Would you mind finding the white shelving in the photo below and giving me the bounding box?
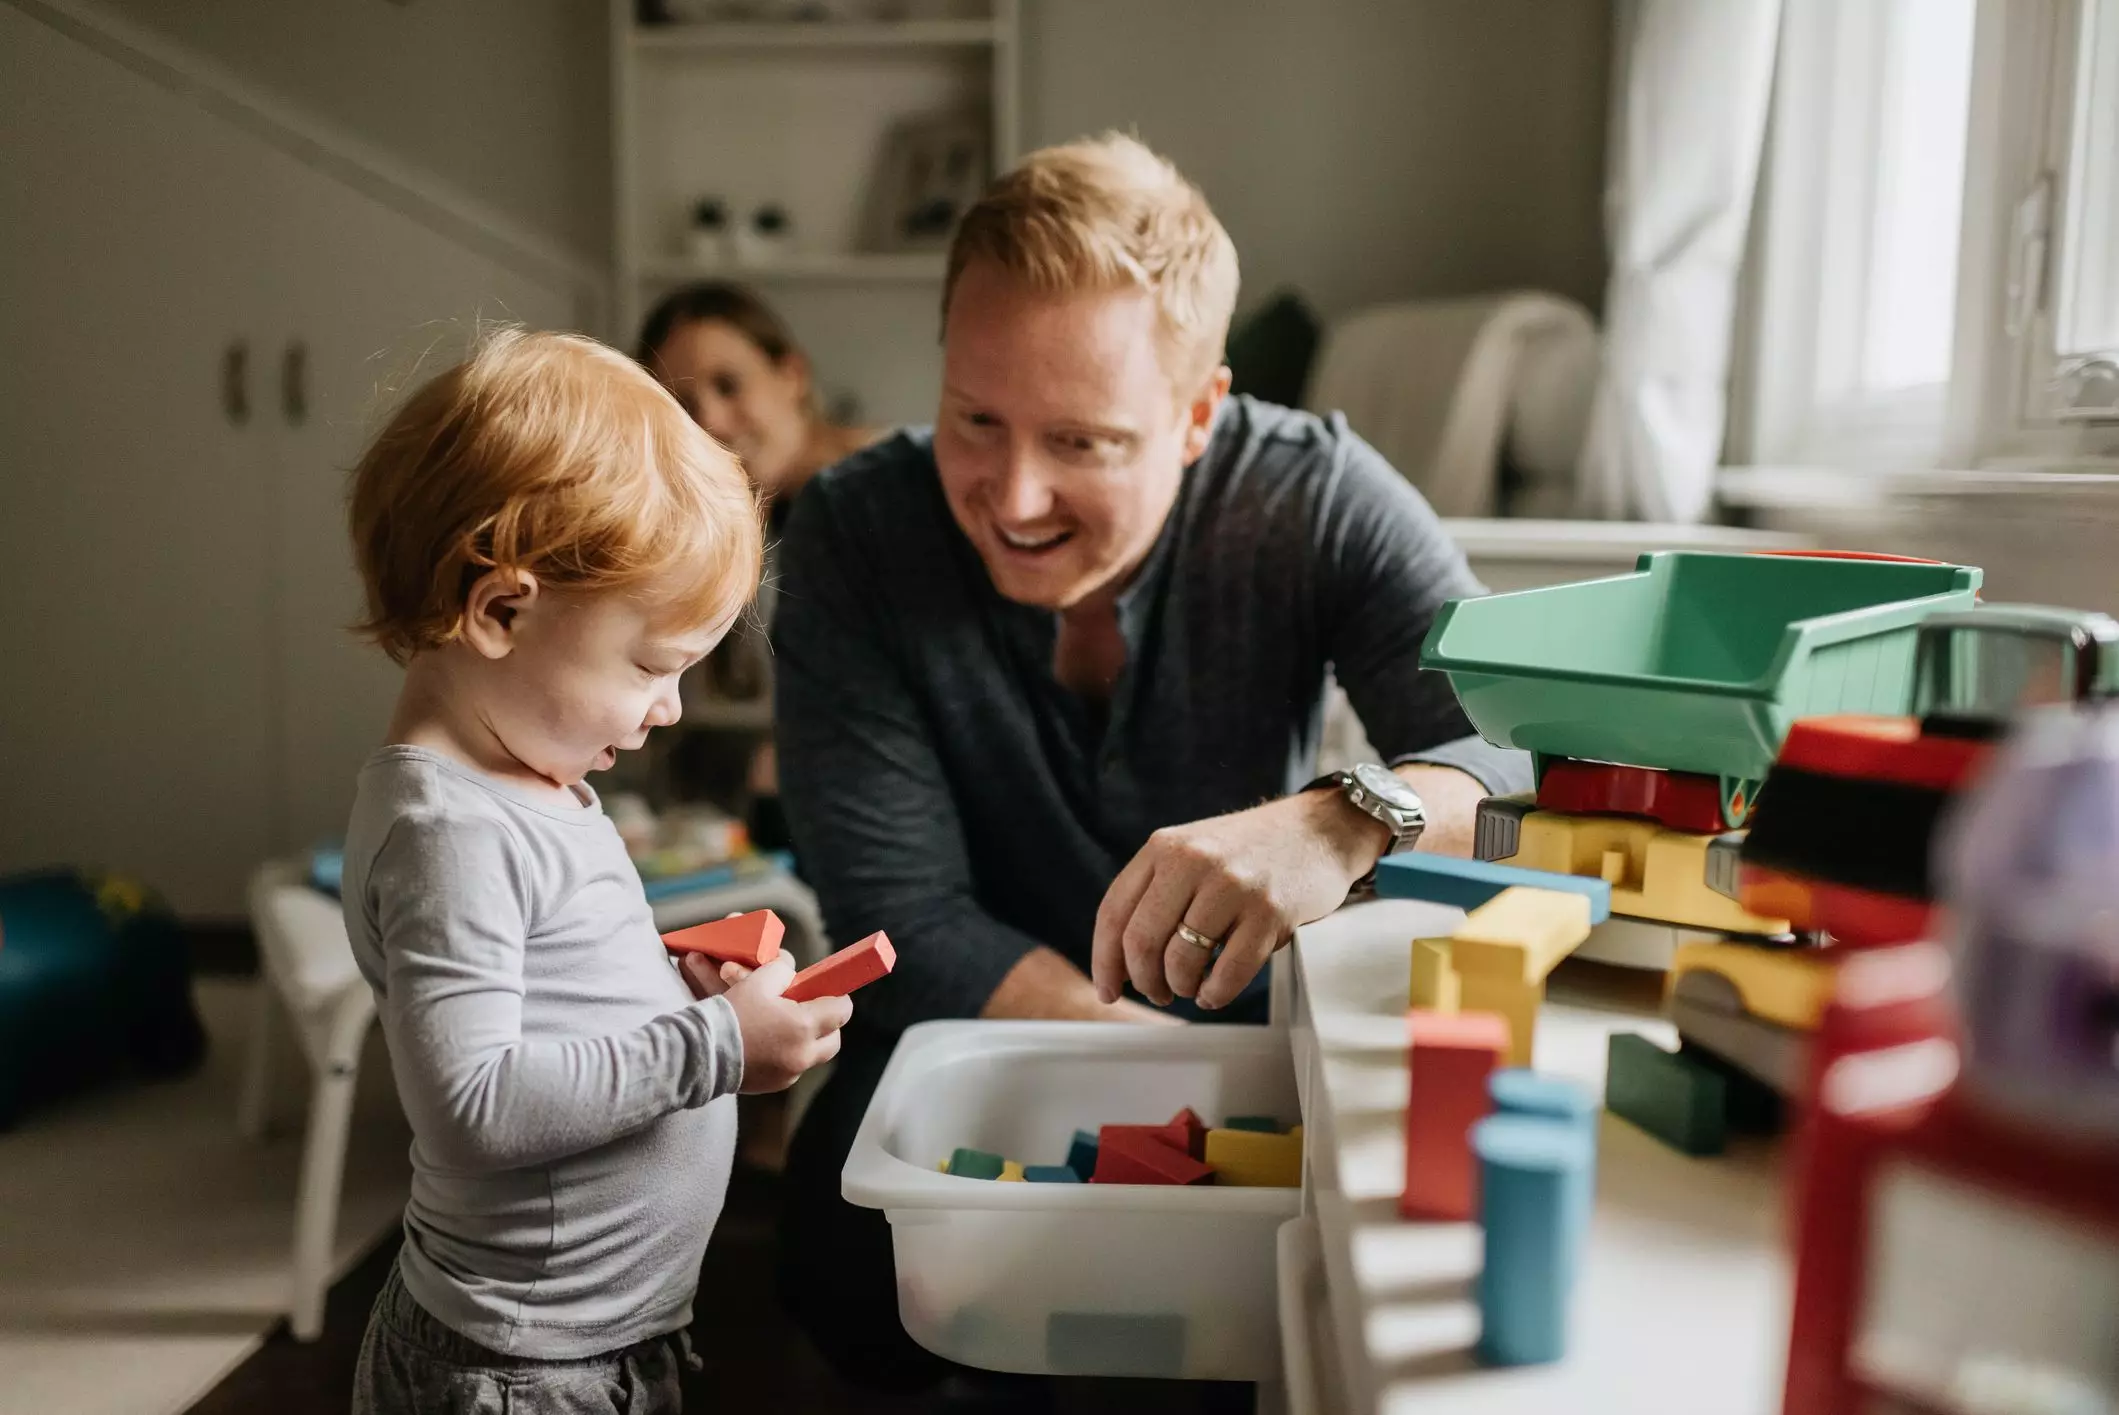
[610,0,1019,423]
[633,19,1001,51]
[637,251,948,283]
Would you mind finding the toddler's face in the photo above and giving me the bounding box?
[488,589,730,788]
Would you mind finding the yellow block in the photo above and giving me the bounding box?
[1499,811,1791,936]
[938,1159,950,1173]
[999,1160,1026,1182]
[1410,937,1461,1012]
[1669,940,1836,1031]
[1204,1127,1302,1187]
[1459,975,1540,1068]
[1450,887,1593,983]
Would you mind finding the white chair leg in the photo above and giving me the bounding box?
[290,1065,356,1341]
[288,990,374,1342]
[237,973,282,1140]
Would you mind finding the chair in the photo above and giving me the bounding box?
[239,858,378,1341]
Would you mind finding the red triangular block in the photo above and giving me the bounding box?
[1158,1107,1208,1159]
[661,910,784,968]
[783,931,896,1003]
[1091,1125,1215,1185]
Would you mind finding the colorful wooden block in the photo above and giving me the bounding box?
[1473,1114,1593,1366]
[660,908,784,968]
[1158,1107,1209,1159]
[1065,1129,1099,1179]
[1605,1032,1727,1156]
[1203,1127,1302,1187]
[1091,1126,1215,1185]
[1458,971,1542,1068]
[1537,759,1729,834]
[1023,1164,1082,1183]
[1450,887,1594,983]
[947,1147,1006,1180]
[1222,1115,1285,1133]
[999,1160,1026,1181]
[1374,852,1612,922]
[1498,811,1790,936]
[1490,1069,1599,1230]
[1401,1009,1512,1220]
[782,931,896,1003]
[1411,937,1461,1012]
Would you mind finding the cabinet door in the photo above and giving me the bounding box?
[0,6,276,916]
[261,157,576,854]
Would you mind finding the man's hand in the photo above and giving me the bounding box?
[1091,764,1487,1010]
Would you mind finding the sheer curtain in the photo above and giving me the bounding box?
[1578,0,1782,522]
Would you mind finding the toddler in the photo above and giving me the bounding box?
[338,328,850,1414]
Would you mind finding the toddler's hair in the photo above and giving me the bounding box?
[348,328,762,664]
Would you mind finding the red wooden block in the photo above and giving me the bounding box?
[1091,1125,1216,1185]
[782,931,896,1003]
[661,909,784,969]
[1401,1009,1511,1220]
[1158,1107,1209,1159]
[1537,759,1728,833]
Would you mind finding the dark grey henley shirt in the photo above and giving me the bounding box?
[773,396,1531,1038]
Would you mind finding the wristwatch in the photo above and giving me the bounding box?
[1304,762,1427,893]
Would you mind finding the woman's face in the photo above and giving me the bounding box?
[651,318,811,493]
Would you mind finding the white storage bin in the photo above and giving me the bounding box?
[842,1020,1303,1382]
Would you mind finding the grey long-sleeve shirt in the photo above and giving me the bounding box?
[341,746,744,1358]
[774,397,1530,1039]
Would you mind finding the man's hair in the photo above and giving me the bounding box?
[943,132,1241,390]
[348,328,762,665]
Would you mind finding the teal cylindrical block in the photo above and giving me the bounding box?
[1489,1068,1598,1230]
[1473,1114,1591,1367]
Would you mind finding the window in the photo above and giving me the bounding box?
[1732,0,2119,474]
[1732,0,1981,470]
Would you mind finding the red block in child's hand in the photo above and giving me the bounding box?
[1158,1107,1208,1160]
[1091,1125,1216,1185]
[661,910,784,969]
[782,932,896,1003]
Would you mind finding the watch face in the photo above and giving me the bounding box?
[1352,761,1423,814]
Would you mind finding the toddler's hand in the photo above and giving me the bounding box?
[721,955,852,1094]
[678,952,748,1000]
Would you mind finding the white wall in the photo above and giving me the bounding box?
[1024,0,1611,321]
[92,0,611,265]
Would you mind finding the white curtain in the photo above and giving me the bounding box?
[1578,0,1782,523]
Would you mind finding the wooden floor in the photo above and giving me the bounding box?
[181,1133,1256,1415]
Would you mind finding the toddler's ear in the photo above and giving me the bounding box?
[460,568,541,659]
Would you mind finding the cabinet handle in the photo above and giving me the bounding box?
[281,339,309,426]
[221,339,250,426]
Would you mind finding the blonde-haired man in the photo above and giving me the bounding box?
[773,134,1528,1390]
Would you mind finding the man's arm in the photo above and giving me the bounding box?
[1089,421,1529,1011]
[774,488,1164,1033]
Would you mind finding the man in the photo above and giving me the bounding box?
[771,133,1530,1391]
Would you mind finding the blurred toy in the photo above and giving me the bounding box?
[660,907,784,967]
[1781,699,2119,1414]
[1473,1111,1593,1366]
[783,930,894,1002]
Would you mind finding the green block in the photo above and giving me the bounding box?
[947,1147,1006,1180]
[1605,1033,1726,1157]
[1223,1115,1284,1133]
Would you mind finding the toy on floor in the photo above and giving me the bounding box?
[938,1109,1302,1187]
[1782,697,2119,1413]
[0,868,206,1129]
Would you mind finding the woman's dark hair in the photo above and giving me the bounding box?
[634,282,802,369]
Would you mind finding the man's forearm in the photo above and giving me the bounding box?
[982,944,1182,1024]
[1393,762,1488,858]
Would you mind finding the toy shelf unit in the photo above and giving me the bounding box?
[612,0,1019,424]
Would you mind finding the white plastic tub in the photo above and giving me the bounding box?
[841,1020,1303,1381]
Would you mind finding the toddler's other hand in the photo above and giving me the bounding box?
[723,954,852,1094]
[678,953,751,1000]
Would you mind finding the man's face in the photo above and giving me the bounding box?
[933,261,1224,611]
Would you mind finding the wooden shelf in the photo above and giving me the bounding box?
[637,251,947,283]
[634,19,1000,52]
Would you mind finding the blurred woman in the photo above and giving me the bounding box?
[636,283,885,848]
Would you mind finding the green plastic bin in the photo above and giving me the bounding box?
[1420,551,1982,824]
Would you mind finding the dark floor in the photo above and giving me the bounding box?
[182,1107,1254,1415]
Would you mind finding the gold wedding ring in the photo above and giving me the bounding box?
[1174,922,1221,952]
